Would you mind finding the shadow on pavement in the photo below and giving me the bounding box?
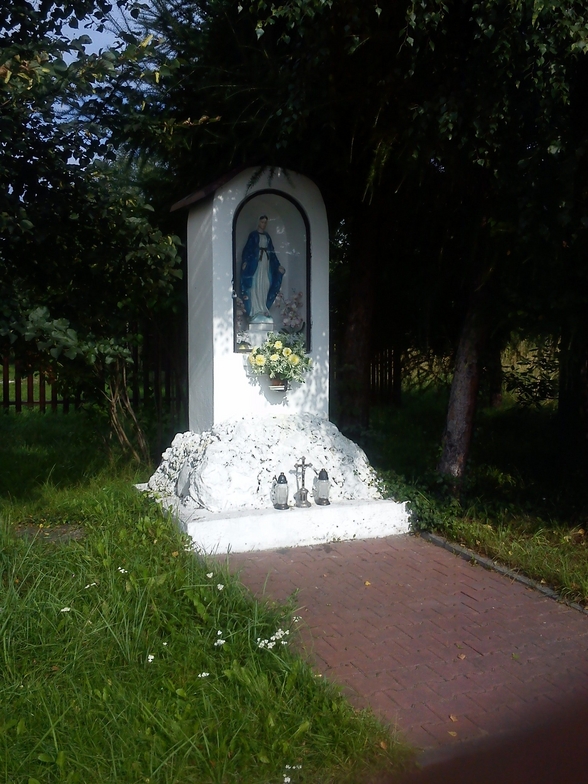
[389,698,588,784]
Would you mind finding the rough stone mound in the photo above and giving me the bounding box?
[147,414,382,513]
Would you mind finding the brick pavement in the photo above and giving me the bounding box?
[221,534,588,758]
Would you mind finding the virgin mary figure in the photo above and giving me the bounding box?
[240,215,285,324]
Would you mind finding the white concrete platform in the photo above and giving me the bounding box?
[158,496,411,554]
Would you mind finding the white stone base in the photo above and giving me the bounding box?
[143,413,411,554]
[157,496,410,554]
[146,414,385,514]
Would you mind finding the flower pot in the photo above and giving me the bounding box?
[269,376,289,392]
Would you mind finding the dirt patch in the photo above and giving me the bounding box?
[13,524,86,543]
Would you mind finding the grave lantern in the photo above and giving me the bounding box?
[272,472,289,510]
[314,468,331,506]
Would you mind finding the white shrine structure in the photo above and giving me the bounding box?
[145,167,410,552]
[182,166,329,431]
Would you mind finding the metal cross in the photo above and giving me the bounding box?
[294,456,313,490]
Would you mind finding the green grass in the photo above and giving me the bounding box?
[363,390,588,607]
[2,367,44,406]
[0,411,414,784]
[0,408,116,502]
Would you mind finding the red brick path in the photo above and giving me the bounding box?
[222,535,588,756]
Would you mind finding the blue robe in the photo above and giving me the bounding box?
[240,230,284,318]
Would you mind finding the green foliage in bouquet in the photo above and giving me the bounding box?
[248,332,312,383]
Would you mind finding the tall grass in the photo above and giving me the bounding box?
[0,411,414,783]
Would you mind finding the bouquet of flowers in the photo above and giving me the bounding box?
[248,332,312,383]
[274,290,305,333]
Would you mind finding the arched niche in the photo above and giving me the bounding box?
[233,191,310,351]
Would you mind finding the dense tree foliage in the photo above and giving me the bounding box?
[0,0,182,457]
[108,0,588,474]
[4,0,588,476]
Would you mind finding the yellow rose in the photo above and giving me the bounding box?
[270,353,280,361]
[274,340,283,349]
[282,347,292,357]
[288,354,300,365]
[255,354,266,366]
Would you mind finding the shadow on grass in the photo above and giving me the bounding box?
[468,404,588,521]
[362,390,449,479]
[362,391,588,525]
[0,410,117,501]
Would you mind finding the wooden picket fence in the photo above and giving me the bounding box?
[370,346,403,405]
[2,322,187,421]
[3,330,404,417]
[2,356,75,412]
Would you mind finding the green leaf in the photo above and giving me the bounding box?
[0,719,17,735]
[292,719,310,738]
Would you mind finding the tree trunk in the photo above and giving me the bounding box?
[392,341,402,407]
[558,323,588,445]
[337,206,380,433]
[438,300,488,481]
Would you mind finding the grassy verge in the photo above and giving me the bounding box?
[363,392,588,607]
[0,411,414,784]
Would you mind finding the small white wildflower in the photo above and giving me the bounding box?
[198,672,210,678]
[60,607,71,613]
[281,641,288,645]
[214,639,226,647]
[217,584,224,591]
[84,582,97,589]
[267,641,275,649]
[206,572,213,578]
[217,630,223,636]
[293,616,302,623]
[284,777,291,783]
[117,567,128,574]
[162,642,168,646]
[147,654,155,663]
[285,765,291,769]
